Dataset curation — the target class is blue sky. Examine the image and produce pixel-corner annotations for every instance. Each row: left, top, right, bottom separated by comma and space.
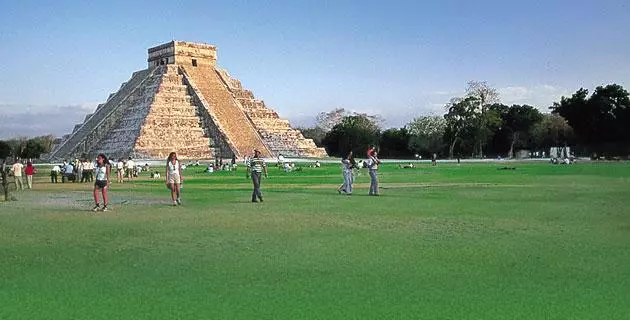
1, 0, 629, 138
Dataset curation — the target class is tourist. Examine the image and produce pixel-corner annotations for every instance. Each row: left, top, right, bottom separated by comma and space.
24, 162, 36, 189
80, 159, 89, 182
116, 159, 124, 183
338, 151, 355, 195
247, 149, 268, 202
92, 153, 111, 212
165, 152, 183, 206
63, 161, 75, 183
367, 145, 375, 158
11, 159, 24, 191
367, 151, 381, 196
84, 159, 94, 182
126, 156, 135, 181
50, 164, 60, 183
77, 159, 84, 183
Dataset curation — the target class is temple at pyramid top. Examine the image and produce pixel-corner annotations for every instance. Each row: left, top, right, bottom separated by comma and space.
46, 41, 327, 161
147, 41, 217, 68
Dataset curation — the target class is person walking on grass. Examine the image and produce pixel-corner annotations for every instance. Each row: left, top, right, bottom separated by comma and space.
24, 162, 36, 189
246, 149, 268, 202
337, 150, 355, 195
166, 152, 183, 206
92, 154, 111, 212
11, 159, 24, 191
367, 150, 381, 196
116, 158, 124, 183
126, 156, 135, 181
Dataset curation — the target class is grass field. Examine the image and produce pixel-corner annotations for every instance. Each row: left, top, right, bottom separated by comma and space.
1, 162, 629, 319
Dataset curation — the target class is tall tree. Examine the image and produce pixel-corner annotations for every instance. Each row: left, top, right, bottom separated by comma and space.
465, 80, 500, 108
407, 116, 446, 157
322, 114, 381, 157
316, 108, 349, 132
0, 141, 11, 161
444, 96, 480, 158
551, 84, 630, 154
501, 105, 543, 158
379, 127, 412, 158
531, 114, 574, 152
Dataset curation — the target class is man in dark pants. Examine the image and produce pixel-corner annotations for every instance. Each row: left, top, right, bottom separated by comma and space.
246, 150, 268, 202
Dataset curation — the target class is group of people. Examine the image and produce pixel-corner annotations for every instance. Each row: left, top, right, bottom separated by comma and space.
338, 146, 381, 196
9, 159, 36, 190
50, 159, 96, 183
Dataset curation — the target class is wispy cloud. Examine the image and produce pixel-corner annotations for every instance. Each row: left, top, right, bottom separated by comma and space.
0, 103, 98, 139
498, 85, 570, 110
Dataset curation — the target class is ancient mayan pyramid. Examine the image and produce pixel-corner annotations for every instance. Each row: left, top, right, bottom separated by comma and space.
47, 41, 327, 161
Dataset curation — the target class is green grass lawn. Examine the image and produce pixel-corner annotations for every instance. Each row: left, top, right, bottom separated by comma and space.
1, 162, 629, 319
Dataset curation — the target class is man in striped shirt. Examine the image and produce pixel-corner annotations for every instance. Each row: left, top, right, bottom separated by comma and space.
246, 150, 268, 202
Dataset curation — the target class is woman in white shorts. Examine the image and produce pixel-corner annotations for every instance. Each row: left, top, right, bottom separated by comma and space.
165, 152, 183, 206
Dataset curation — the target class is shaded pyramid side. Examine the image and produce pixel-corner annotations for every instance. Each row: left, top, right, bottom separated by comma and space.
217, 69, 327, 158
46, 68, 157, 161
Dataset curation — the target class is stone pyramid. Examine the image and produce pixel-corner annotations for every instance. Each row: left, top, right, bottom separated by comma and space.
47, 41, 327, 161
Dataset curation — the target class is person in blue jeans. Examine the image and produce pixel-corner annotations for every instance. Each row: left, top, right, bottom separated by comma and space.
367, 150, 381, 196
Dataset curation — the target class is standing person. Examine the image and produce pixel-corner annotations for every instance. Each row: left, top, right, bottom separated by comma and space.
432, 153, 437, 166
165, 152, 183, 206
24, 162, 36, 189
246, 149, 268, 203
125, 156, 135, 182
11, 159, 24, 191
77, 159, 84, 183
92, 154, 111, 212
367, 151, 381, 196
337, 151, 355, 195
62, 161, 74, 183
116, 158, 124, 183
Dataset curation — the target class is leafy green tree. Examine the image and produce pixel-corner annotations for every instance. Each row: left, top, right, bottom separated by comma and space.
444, 96, 479, 158
322, 115, 381, 157
531, 114, 574, 151
551, 84, 630, 155
379, 127, 412, 158
407, 116, 446, 158
0, 141, 11, 161
490, 104, 543, 158
21, 139, 47, 159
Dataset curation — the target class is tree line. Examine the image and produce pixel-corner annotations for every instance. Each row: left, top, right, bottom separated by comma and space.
0, 135, 55, 162
300, 81, 630, 159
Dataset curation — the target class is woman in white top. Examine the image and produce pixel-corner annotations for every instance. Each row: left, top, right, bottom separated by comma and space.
92, 153, 111, 212
166, 152, 183, 206
116, 158, 124, 183
337, 151, 355, 195
367, 150, 381, 196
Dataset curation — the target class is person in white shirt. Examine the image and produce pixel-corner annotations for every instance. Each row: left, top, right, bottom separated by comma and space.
367, 150, 381, 196
11, 160, 24, 191
50, 165, 61, 183
92, 153, 111, 212
114, 159, 123, 183
125, 157, 135, 181
62, 162, 74, 183
165, 152, 183, 206
337, 151, 355, 195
